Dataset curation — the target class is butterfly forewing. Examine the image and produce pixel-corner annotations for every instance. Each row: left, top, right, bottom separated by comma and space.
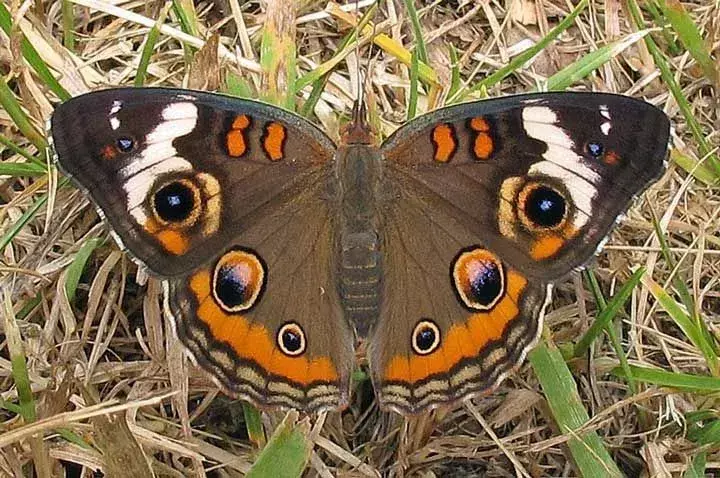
51, 88, 336, 277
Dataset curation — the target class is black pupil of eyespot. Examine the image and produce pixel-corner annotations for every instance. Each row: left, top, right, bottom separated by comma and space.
416, 326, 436, 351
587, 142, 603, 157
154, 182, 195, 222
469, 261, 502, 306
215, 264, 249, 308
282, 328, 302, 352
116, 137, 134, 152
525, 186, 566, 228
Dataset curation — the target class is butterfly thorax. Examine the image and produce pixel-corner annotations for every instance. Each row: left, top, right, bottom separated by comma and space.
335, 127, 383, 337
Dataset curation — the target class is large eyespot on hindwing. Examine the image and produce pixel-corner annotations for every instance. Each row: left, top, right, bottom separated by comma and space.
212, 248, 266, 313
411, 319, 441, 355
452, 247, 506, 311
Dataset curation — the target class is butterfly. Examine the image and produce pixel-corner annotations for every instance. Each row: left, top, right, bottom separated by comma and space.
49, 88, 669, 414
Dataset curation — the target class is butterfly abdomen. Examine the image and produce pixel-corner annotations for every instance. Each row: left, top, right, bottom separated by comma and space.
335, 144, 384, 337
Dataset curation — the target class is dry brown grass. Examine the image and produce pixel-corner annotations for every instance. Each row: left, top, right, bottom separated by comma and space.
1, 0, 719, 476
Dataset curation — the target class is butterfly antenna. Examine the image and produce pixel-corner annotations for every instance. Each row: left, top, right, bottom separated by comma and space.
342, 1, 374, 144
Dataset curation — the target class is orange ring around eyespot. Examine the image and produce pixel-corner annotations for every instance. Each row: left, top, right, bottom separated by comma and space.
452, 248, 505, 311
151, 178, 202, 229
516, 182, 568, 233
212, 249, 265, 313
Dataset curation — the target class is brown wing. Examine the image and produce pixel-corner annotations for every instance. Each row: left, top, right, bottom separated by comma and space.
380, 92, 669, 281
369, 176, 549, 413
166, 182, 356, 412
369, 93, 669, 413
50, 88, 336, 277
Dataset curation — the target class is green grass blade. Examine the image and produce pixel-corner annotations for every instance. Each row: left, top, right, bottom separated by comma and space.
0, 3, 70, 101
402, 0, 428, 64
0, 78, 47, 151
62, 1, 75, 50
242, 403, 266, 448
134, 4, 171, 86
64, 238, 103, 302
260, 7, 297, 110
225, 72, 255, 98
689, 421, 720, 446
171, 0, 199, 61
645, 0, 681, 54
407, 49, 420, 120
672, 148, 719, 186
447, 44, 461, 99
545, 30, 650, 91
0, 188, 49, 253
658, 0, 719, 88
683, 452, 707, 478
530, 341, 623, 477
296, 3, 377, 99
648, 210, 706, 337
574, 268, 645, 357
0, 162, 48, 176
455, 0, 588, 101
3, 291, 37, 423
171, 0, 199, 37
641, 274, 719, 376
247, 411, 311, 478
0, 134, 45, 164
611, 365, 720, 391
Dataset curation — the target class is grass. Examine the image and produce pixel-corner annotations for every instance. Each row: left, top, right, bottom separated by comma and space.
1, 0, 719, 476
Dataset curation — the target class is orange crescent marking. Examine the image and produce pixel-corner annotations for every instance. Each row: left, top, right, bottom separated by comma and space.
432, 124, 456, 163
227, 115, 251, 157
530, 234, 564, 260
469, 117, 490, 132
469, 117, 494, 159
603, 150, 621, 165
263, 122, 286, 161
474, 133, 494, 160
190, 271, 338, 385
100, 144, 118, 160
233, 114, 250, 129
156, 230, 190, 255
384, 271, 527, 382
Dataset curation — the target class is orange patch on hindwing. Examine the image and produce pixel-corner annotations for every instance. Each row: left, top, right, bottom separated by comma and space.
469, 116, 494, 160
432, 123, 457, 162
189, 270, 338, 385
384, 270, 528, 382
226, 114, 251, 157
262, 122, 287, 161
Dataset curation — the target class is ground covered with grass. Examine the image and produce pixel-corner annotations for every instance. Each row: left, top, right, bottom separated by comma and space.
1, 0, 719, 476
